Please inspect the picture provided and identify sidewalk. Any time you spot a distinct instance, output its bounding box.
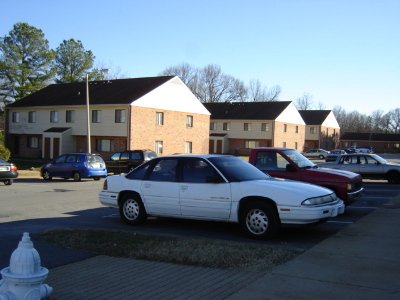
[44,196,400,299]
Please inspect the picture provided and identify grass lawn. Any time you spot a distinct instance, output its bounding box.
[39,229,302,272]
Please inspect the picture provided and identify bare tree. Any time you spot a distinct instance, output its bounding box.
[247,79,280,101]
[295,93,314,110]
[388,108,400,133]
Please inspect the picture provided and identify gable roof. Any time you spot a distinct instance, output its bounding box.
[204,101,292,120]
[7,76,174,108]
[298,110,331,125]
[341,132,400,142]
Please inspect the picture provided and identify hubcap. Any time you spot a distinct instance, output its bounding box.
[124,199,140,220]
[246,208,268,235]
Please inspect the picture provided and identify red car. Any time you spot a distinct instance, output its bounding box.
[249,147,364,205]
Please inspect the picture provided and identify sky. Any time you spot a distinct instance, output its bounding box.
[1,0,399,115]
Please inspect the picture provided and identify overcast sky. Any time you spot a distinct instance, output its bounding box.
[2,0,399,115]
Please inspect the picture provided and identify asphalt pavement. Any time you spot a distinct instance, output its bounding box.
[19,192,400,299]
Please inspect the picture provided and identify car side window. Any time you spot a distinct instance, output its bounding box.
[110,153,121,161]
[120,152,129,160]
[365,156,378,165]
[126,163,151,180]
[130,152,142,160]
[182,158,219,183]
[148,159,178,182]
[255,152,277,171]
[55,155,66,163]
[66,155,77,163]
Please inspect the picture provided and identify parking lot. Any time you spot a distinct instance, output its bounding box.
[1,175,399,266]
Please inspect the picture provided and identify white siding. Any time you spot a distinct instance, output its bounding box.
[321,111,340,128]
[275,102,305,125]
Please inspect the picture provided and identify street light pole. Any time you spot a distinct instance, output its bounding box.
[86,73,91,153]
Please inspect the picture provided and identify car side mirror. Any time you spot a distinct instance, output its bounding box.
[286,164,296,172]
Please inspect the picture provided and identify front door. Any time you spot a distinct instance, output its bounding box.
[44,138,51,159]
[53,138,60,158]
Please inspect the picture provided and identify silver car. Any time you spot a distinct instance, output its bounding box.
[303,149,330,160]
[320,153,400,184]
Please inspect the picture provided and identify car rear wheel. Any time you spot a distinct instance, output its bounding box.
[240,201,280,239]
[73,172,81,182]
[119,194,147,225]
[42,170,52,180]
[387,171,400,184]
[93,177,101,181]
[4,179,13,185]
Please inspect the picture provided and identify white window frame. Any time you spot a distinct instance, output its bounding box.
[223,122,230,131]
[28,111,36,123]
[155,140,163,155]
[156,112,164,125]
[96,139,112,152]
[12,112,20,123]
[245,140,258,149]
[28,136,39,148]
[184,141,193,153]
[186,115,193,128]
[261,123,269,132]
[115,109,126,123]
[210,122,216,131]
[92,110,101,123]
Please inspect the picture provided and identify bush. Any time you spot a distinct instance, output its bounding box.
[0,143,11,161]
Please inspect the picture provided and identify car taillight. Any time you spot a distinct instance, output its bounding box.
[103,179,108,190]
[10,164,17,171]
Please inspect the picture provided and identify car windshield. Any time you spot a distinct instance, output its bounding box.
[371,154,387,164]
[282,149,316,168]
[208,156,270,182]
[0,159,7,164]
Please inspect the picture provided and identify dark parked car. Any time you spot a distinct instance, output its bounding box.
[40,153,107,181]
[0,159,18,185]
[105,150,157,174]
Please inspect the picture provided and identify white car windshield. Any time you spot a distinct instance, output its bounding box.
[283,149,316,168]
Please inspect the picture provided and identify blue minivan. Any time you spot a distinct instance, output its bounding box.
[40,153,108,181]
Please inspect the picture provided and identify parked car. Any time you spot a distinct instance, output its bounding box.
[99,154,345,239]
[0,159,18,185]
[303,149,330,159]
[325,149,347,162]
[41,153,108,181]
[105,150,157,174]
[319,153,400,184]
[354,147,373,153]
[248,147,363,205]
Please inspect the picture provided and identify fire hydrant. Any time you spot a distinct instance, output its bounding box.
[0,232,53,300]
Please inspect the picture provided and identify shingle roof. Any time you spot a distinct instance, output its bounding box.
[341,132,400,142]
[204,101,292,120]
[298,110,331,125]
[7,76,174,108]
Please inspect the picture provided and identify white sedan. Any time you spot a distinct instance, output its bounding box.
[99,155,345,239]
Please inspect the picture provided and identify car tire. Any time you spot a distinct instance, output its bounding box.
[42,170,52,180]
[240,201,280,239]
[319,155,324,159]
[119,193,147,225]
[387,171,400,184]
[73,172,81,182]
[93,177,101,181]
[4,179,13,185]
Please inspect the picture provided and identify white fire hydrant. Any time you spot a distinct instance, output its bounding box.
[0,232,53,300]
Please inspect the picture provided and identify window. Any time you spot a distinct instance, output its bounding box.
[12,112,20,123]
[96,139,112,152]
[155,140,163,155]
[186,115,193,127]
[283,142,287,148]
[244,123,250,131]
[66,110,75,123]
[261,123,269,132]
[28,111,36,123]
[295,142,298,150]
[310,127,316,134]
[115,109,126,123]
[92,110,101,123]
[182,158,219,183]
[255,152,289,171]
[283,124,287,132]
[185,141,192,153]
[245,140,259,148]
[148,159,178,182]
[28,136,39,148]
[295,126,299,133]
[223,122,230,131]
[210,122,216,130]
[156,112,164,125]
[50,111,58,123]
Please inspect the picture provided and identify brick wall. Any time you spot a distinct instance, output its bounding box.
[130,106,209,155]
[273,121,305,151]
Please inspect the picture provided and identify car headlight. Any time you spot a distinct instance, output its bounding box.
[302,193,337,206]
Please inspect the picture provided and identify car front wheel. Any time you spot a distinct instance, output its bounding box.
[240,201,280,239]
[387,171,400,184]
[42,170,52,180]
[119,194,147,225]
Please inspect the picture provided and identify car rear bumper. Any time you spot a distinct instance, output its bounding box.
[86,169,108,178]
[0,171,19,180]
[278,200,345,224]
[99,191,119,207]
